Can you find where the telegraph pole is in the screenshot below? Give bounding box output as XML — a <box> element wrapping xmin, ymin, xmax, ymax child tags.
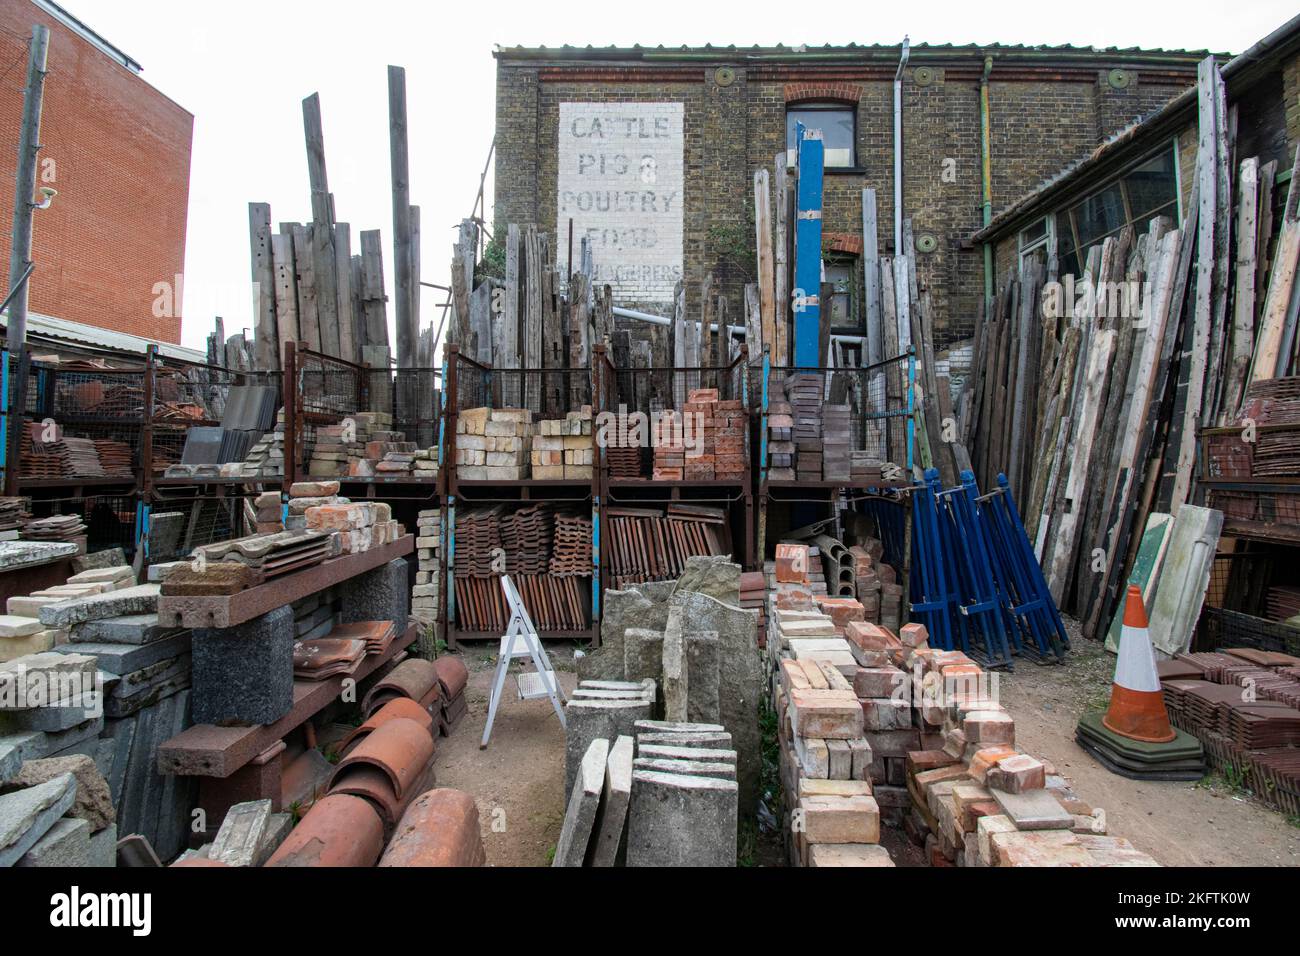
<box><xmin>3</xmin><ymin>24</ymin><xmax>50</xmax><ymax>494</ymax></box>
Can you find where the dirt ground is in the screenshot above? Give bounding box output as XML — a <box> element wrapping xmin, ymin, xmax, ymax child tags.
<box><xmin>434</xmin><ymin>628</ymin><xmax>1300</xmax><ymax>867</ymax></box>
<box><xmin>433</xmin><ymin>644</ymin><xmax>580</xmax><ymax>866</ymax></box>
<box><xmin>997</xmin><ymin>621</ymin><xmax>1300</xmax><ymax>867</ymax></box>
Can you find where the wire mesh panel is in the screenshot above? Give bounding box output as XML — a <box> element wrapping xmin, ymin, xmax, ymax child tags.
<box><xmin>146</xmin><ymin>492</ymin><xmax>259</xmax><ymax>565</ymax></box>
<box><xmin>765</xmin><ymin>352</ymin><xmax>911</xmax><ymax>470</ymax></box>
<box><xmin>299</xmin><ymin>352</ymin><xmax>361</xmax><ymax>421</ymax></box>
<box><xmin>454</xmin><ymin>356</ymin><xmax>592</xmax><ymax>418</ymax></box>
<box><xmin>19</xmin><ymin>364</ymin><xmax>145</xmax><ymax>480</ymax></box>
<box><xmin>25</xmin><ymin>494</ymin><xmax>137</xmax><ymax>556</ymax></box>
<box><xmin>387</xmin><ymin>367</ymin><xmax>442</xmax><ymax>451</ymax></box>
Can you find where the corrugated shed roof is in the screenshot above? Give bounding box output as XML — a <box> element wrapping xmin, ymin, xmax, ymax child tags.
<box><xmin>1</xmin><ymin>310</ymin><xmax>206</xmax><ymax>363</ymax></box>
<box><xmin>495</xmin><ymin>41</ymin><xmax>1220</xmax><ymax>61</ymax></box>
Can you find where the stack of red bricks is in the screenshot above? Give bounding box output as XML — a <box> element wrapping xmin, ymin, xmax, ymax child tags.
<box><xmin>767</xmin><ymin>543</ymin><xmax>828</xmax><ymax>612</ymax></box>
<box><xmin>651</xmin><ymin>410</ymin><xmax>685</xmax><ymax>480</ymax></box>
<box><xmin>676</xmin><ymin>389</ymin><xmax>747</xmax><ymax>482</ymax></box>
<box><xmin>849</xmin><ymin>620</ymin><xmax>1158</xmax><ymax>867</ymax></box>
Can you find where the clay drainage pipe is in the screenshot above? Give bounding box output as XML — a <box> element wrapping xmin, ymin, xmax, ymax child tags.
<box><xmin>265</xmin><ymin>794</ymin><xmax>385</xmax><ymax>867</ymax></box>
<box><xmin>330</xmin><ymin>717</ymin><xmax>434</xmax><ymax>802</ymax></box>
<box><xmin>361</xmin><ymin>658</ymin><xmax>440</xmax><ymax>717</ymax></box>
<box><xmin>338</xmin><ymin>696</ymin><xmax>435</xmax><ymax>756</ymax></box>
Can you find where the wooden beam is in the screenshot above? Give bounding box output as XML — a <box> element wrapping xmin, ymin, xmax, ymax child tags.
<box><xmin>248</xmin><ymin>202</ymin><xmax>277</xmax><ymax>371</ymax></box>
<box><xmin>388</xmin><ymin>65</ymin><xmax>415</xmax><ymax>367</ymax></box>
<box><xmin>754</xmin><ymin>169</ymin><xmax>775</xmax><ymax>357</ymax></box>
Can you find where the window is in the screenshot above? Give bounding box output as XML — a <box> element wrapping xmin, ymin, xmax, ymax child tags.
<box><xmin>787</xmin><ymin>102</ymin><xmax>856</xmax><ymax>168</ymax></box>
<box><xmin>1055</xmin><ymin>144</ymin><xmax>1180</xmax><ymax>277</ymax></box>
<box><xmin>1018</xmin><ymin>217</ymin><xmax>1053</xmax><ymax>275</ymax></box>
<box><xmin>824</xmin><ymin>259</ymin><xmax>856</xmax><ymax>328</ymax></box>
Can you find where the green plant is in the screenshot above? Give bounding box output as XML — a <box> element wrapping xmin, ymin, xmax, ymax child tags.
<box><xmin>544</xmin><ymin>844</ymin><xmax>557</xmax><ymax>864</ymax></box>
<box><xmin>708</xmin><ymin>220</ymin><xmax>756</xmax><ymax>284</ymax></box>
<box><xmin>477</xmin><ymin>230</ymin><xmax>506</xmax><ymax>283</ymax></box>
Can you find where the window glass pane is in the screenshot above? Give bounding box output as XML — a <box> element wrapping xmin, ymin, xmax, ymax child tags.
<box><xmin>787</xmin><ymin>105</ymin><xmax>855</xmax><ymax>168</ymax></box>
<box><xmin>1019</xmin><ymin>218</ymin><xmax>1047</xmax><ymax>246</ymax></box>
<box><xmin>825</xmin><ymin>261</ymin><xmax>854</xmax><ymax>324</ymax></box>
<box><xmin>1124</xmin><ymin>151</ymin><xmax>1177</xmax><ymax>223</ymax></box>
<box><xmin>1070</xmin><ymin>183</ymin><xmax>1125</xmax><ymax>248</ymax></box>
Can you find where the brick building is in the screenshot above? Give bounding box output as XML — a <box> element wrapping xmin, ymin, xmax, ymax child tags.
<box><xmin>493</xmin><ymin>42</ymin><xmax>1208</xmax><ymax>346</ymax></box>
<box><xmin>0</xmin><ymin>0</ymin><xmax>193</xmax><ymax>346</ymax></box>
<box><xmin>975</xmin><ymin>18</ymin><xmax>1300</xmax><ymax>286</ymax></box>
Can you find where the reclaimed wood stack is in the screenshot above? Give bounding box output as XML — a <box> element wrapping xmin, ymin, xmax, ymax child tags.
<box><xmin>964</xmin><ymin>73</ymin><xmax>1300</xmax><ymax>641</ymax></box>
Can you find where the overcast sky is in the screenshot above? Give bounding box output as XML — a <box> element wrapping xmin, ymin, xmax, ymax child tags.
<box><xmin>68</xmin><ymin>0</ymin><xmax>1299</xmax><ymax>353</ymax></box>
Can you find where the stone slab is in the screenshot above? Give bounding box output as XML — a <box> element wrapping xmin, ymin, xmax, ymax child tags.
<box><xmin>38</xmin><ymin>585</ymin><xmax>161</xmax><ymax>629</ymax></box>
<box><xmin>627</xmin><ymin>769</ymin><xmax>737</xmax><ymax>867</ymax></box>
<box><xmin>0</xmin><ymin>771</ymin><xmax>76</xmax><ymax>866</ymax></box>
<box><xmin>564</xmin><ymin>698</ymin><xmax>653</xmax><ymax>802</ymax></box>
<box><xmin>990</xmin><ymin>786</ymin><xmax>1074</xmax><ymax>831</ymax></box>
<box><xmin>16</xmin><ymin>814</ymin><xmax>91</xmax><ymax>867</ymax></box>
<box><xmin>553</xmin><ymin>737</ymin><xmax>608</xmax><ymax>867</ymax></box>
<box><xmin>590</xmin><ymin>734</ymin><xmax>633</xmax><ymax>867</ymax></box>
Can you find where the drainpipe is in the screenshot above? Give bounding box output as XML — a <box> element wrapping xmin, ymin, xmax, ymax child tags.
<box><xmin>980</xmin><ymin>54</ymin><xmax>994</xmax><ymax>310</ymax></box>
<box><xmin>893</xmin><ymin>37</ymin><xmax>909</xmax><ymax>255</ymax></box>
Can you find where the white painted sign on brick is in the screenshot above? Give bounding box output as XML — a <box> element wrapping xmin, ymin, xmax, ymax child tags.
<box><xmin>557</xmin><ymin>102</ymin><xmax>683</xmax><ymax>304</ymax></box>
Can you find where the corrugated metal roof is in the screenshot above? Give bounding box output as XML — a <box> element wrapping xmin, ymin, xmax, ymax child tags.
<box><xmin>1</xmin><ymin>310</ymin><xmax>206</xmax><ymax>363</ymax></box>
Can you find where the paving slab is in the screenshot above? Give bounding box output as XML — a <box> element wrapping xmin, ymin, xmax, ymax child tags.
<box><xmin>16</xmin><ymin>815</ymin><xmax>91</xmax><ymax>867</ymax></box>
<box><xmin>627</xmin><ymin>769</ymin><xmax>737</xmax><ymax>867</ymax></box>
<box><xmin>0</xmin><ymin>771</ymin><xmax>76</xmax><ymax>866</ymax></box>
<box><xmin>38</xmin><ymin>585</ymin><xmax>161</xmax><ymax>629</ymax></box>
<box><xmin>590</xmin><ymin>735</ymin><xmax>633</xmax><ymax>867</ymax></box>
<box><xmin>990</xmin><ymin>786</ymin><xmax>1074</xmax><ymax>830</ymax></box>
<box><xmin>553</xmin><ymin>738</ymin><xmax>607</xmax><ymax>867</ymax></box>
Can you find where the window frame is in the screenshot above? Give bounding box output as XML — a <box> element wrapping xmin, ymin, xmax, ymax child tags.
<box><xmin>786</xmin><ymin>100</ymin><xmax>858</xmax><ymax>170</ymax></box>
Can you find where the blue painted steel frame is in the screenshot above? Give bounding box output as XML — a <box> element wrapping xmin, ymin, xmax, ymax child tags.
<box><xmin>793</xmin><ymin>126</ymin><xmax>824</xmax><ymax>368</ymax></box>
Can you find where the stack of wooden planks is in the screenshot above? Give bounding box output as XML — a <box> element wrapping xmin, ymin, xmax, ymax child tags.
<box><xmin>964</xmin><ymin>55</ymin><xmax>1300</xmax><ymax>641</ymax></box>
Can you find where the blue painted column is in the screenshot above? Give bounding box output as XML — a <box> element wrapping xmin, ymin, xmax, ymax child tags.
<box><xmin>793</xmin><ymin>127</ymin><xmax>824</xmax><ymax>368</ymax></box>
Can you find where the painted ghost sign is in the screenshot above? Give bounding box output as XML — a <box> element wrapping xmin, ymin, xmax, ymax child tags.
<box><xmin>557</xmin><ymin>102</ymin><xmax>684</xmax><ymax>304</ymax></box>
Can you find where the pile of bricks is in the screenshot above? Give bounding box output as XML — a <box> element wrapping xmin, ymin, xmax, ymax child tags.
<box><xmin>651</xmin><ymin>410</ymin><xmax>685</xmax><ymax>480</ymax></box>
<box><xmin>239</xmin><ymin>410</ymin><xmax>286</xmax><ymax>479</ymax></box>
<box><xmin>305</xmin><ymin>500</ymin><xmax>401</xmax><ymax>555</ymax></box>
<box><xmin>677</xmin><ymin>389</ymin><xmax>746</xmax><ymax>482</ymax></box>
<box><xmin>456</xmin><ymin>407</ymin><xmax>533</xmax><ymax>480</ymax></box>
<box><xmin>767</xmin><ymin>608</ymin><xmax>890</xmax><ymax>867</ymax></box>
<box><xmin>283</xmin><ymin>480</ymin><xmax>344</xmax><ymax>532</ymax></box>
<box><xmin>822</xmin><ymin>405</ymin><xmax>851</xmax><ymax>482</ymax></box>
<box><xmin>766</xmin><ymin>398</ymin><xmax>795</xmax><ymax>481</ymax></box>
<box><xmin>411</xmin><ymin>509</ymin><xmax>441</xmax><ymax>633</ymax></box>
<box><xmin>788</xmin><ymin>374</ymin><xmax>823</xmax><ymax>481</ymax></box>
<box><xmin>253</xmin><ymin>491</ymin><xmax>283</xmax><ymax>534</ymax></box>
<box><xmin>307</xmin><ymin>412</ymin><xmax>401</xmax><ymax>478</ymax></box>
<box><xmin>532</xmin><ymin>407</ymin><xmax>593</xmax><ymax>479</ymax></box>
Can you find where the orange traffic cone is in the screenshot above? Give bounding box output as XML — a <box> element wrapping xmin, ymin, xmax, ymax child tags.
<box><xmin>1101</xmin><ymin>585</ymin><xmax>1176</xmax><ymax>743</ymax></box>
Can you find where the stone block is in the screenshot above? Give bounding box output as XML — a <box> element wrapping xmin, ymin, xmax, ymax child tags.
<box><xmin>986</xmin><ymin>753</ymin><xmax>1046</xmax><ymax>794</ymax></box>
<box><xmin>16</xmin><ymin>815</ymin><xmax>91</xmax><ymax>867</ymax></box>
<box><xmin>38</xmin><ymin>585</ymin><xmax>161</xmax><ymax>629</ymax></box>
<box><xmin>2</xmin><ymin>753</ymin><xmax>114</xmax><ymax>831</ymax></box>
<box><xmin>661</xmin><ymin>608</ymin><xmax>687</xmax><ymax>722</ymax></box>
<box><xmin>554</xmin><ymin>738</ymin><xmax>608</xmax><ymax>867</ymax></box>
<box><xmin>788</xmin><ymin>688</ymin><xmax>863</xmax><ymax>739</ymax></box>
<box><xmin>991</xmin><ymin>786</ymin><xmax>1075</xmax><ymax>831</ymax></box>
<box><xmin>799</xmin><ymin>793</ymin><xmax>880</xmax><ymax>844</ymax></box>
<box><xmin>192</xmin><ymin>605</ymin><xmax>293</xmax><ymax>725</ymax></box>
<box><xmin>68</xmin><ymin>614</ymin><xmax>183</xmax><ymax>646</ymax></box>
<box><xmin>565</xmin><ymin>698</ymin><xmax>653</xmax><ymax>801</ymax></box>
<box><xmin>0</xmin><ymin>771</ymin><xmax>76</xmax><ymax>866</ymax></box>
<box><xmin>807</xmin><ymin>843</ymin><xmax>894</xmax><ymax>867</ymax></box>
<box><xmin>685</xmin><ymin>630</ymin><xmax>720</xmax><ymax>724</ymax></box>
<box><xmin>673</xmin><ymin>555</ymin><xmax>741</xmax><ymax>606</ymax></box>
<box><xmin>627</xmin><ymin>770</ymin><xmax>737</xmax><ymax>867</ymax></box>
<box><xmin>590</xmin><ymin>735</ymin><xmax>633</xmax><ymax>867</ymax></box>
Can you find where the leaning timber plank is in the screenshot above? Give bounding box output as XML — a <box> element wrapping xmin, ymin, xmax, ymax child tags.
<box><xmin>334</xmin><ymin>222</ymin><xmax>358</xmax><ymax>364</ymax></box>
<box><xmin>303</xmin><ymin>92</ymin><xmax>340</xmax><ymax>359</ymax></box>
<box><xmin>1218</xmin><ymin>157</ymin><xmax>1259</xmax><ymax>423</ymax></box>
<box><xmin>270</xmin><ymin>232</ymin><xmax>299</xmax><ymax>362</ymax></box>
<box><xmin>1249</xmin><ymin>146</ymin><xmax>1300</xmax><ymax>380</ymax></box>
<box><xmin>755</xmin><ymin>169</ymin><xmax>775</xmax><ymax>356</ymax></box>
<box><xmin>1084</xmin><ymin>227</ymin><xmax>1180</xmax><ymax>638</ymax></box>
<box><xmin>862</xmin><ymin>188</ymin><xmax>881</xmax><ymax>367</ymax></box>
<box><xmin>389</xmin><ymin>65</ymin><xmax>415</xmax><ymax>367</ymax></box>
<box><xmin>158</xmin><ymin>623</ymin><xmax>417</xmax><ymax>779</ymax></box>
<box><xmin>410</xmin><ymin>205</ymin><xmax>422</xmax><ymax>359</ymax></box>
<box><xmin>359</xmin><ymin>229</ymin><xmax>388</xmax><ymax>350</ymax></box>
<box><xmin>1255</xmin><ymin>159</ymin><xmax>1278</xmax><ymax>312</ymax></box>
<box><xmin>1199</xmin><ymin>59</ymin><xmax>1232</xmax><ymax>427</ymax></box>
<box><xmin>156</xmin><ymin>536</ymin><xmax>413</xmax><ymax>630</ymax></box>
<box><xmin>502</xmin><ymin>223</ymin><xmax>521</xmax><ymax>373</ymax></box>
<box><xmin>1045</xmin><ymin>329</ymin><xmax>1116</xmax><ymax>604</ymax></box>
<box><xmin>774</xmin><ymin>153</ymin><xmax>790</xmax><ymax>367</ymax></box>
<box><xmin>292</xmin><ymin>223</ymin><xmax>321</xmax><ymax>353</ymax></box>
<box><xmin>248</xmin><ymin>203</ymin><xmax>278</xmax><ymax>371</ymax></box>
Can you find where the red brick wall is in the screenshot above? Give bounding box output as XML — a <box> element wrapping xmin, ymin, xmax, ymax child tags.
<box><xmin>0</xmin><ymin>0</ymin><xmax>192</xmax><ymax>343</ymax></box>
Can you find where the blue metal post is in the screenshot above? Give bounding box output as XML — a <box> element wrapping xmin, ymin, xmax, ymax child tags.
<box><xmin>591</xmin><ymin>496</ymin><xmax>601</xmax><ymax>621</ymax></box>
<box><xmin>0</xmin><ymin>350</ymin><xmax>9</xmax><ymax>489</ymax></box>
<box><xmin>793</xmin><ymin>126</ymin><xmax>824</xmax><ymax>368</ymax></box>
<box><xmin>446</xmin><ymin>495</ymin><xmax>456</xmax><ymax>623</ymax></box>
<box><xmin>905</xmin><ymin>350</ymin><xmax>916</xmax><ymax>473</ymax></box>
<box><xmin>759</xmin><ymin>350</ymin><xmax>770</xmax><ymax>485</ymax></box>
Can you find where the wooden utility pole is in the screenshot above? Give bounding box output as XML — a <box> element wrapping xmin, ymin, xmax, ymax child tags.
<box><xmin>4</xmin><ymin>24</ymin><xmax>50</xmax><ymax>496</ymax></box>
<box><xmin>388</xmin><ymin>65</ymin><xmax>414</xmax><ymax>368</ymax></box>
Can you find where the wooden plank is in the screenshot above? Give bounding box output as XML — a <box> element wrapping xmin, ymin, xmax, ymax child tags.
<box><xmin>1199</xmin><ymin>58</ymin><xmax>1232</xmax><ymax>427</ymax></box>
<box><xmin>270</xmin><ymin>232</ymin><xmax>298</xmax><ymax>364</ymax></box>
<box><xmin>470</xmin><ymin>279</ymin><xmax>494</xmax><ymax>366</ymax></box>
<box><xmin>248</xmin><ymin>203</ymin><xmax>278</xmax><ymax>372</ymax></box>
<box><xmin>333</xmin><ymin>222</ymin><xmax>357</xmax><ymax>364</ymax></box>
<box><xmin>1248</xmin><ymin>145</ymin><xmax>1300</xmax><ymax>382</ymax></box>
<box><xmin>292</xmin><ymin>224</ymin><xmax>321</xmax><ymax>353</ymax></box>
<box><xmin>388</xmin><ymin>65</ymin><xmax>415</xmax><ymax>367</ymax></box>
<box><xmin>1218</xmin><ymin>157</ymin><xmax>1259</xmax><ymax>423</ymax></box>
<box><xmin>774</xmin><ymin>153</ymin><xmax>791</xmax><ymax>367</ymax></box>
<box><xmin>302</xmin><ymin>94</ymin><xmax>340</xmax><ymax>359</ymax></box>
<box><xmin>502</xmin><ymin>223</ymin><xmax>521</xmax><ymax>372</ymax></box>
<box><xmin>359</xmin><ymin>229</ymin><xmax>388</xmax><ymax>350</ymax></box>
<box><xmin>1045</xmin><ymin>328</ymin><xmax>1116</xmax><ymax>603</ymax></box>
<box><xmin>410</xmin><ymin>205</ymin><xmax>422</xmax><ymax>363</ymax></box>
<box><xmin>862</xmin><ymin>188</ymin><xmax>881</xmax><ymax>367</ymax></box>
<box><xmin>744</xmin><ymin>283</ymin><xmax>761</xmax><ymax>359</ymax></box>
<box><xmin>754</xmin><ymin>169</ymin><xmax>775</xmax><ymax>357</ymax></box>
